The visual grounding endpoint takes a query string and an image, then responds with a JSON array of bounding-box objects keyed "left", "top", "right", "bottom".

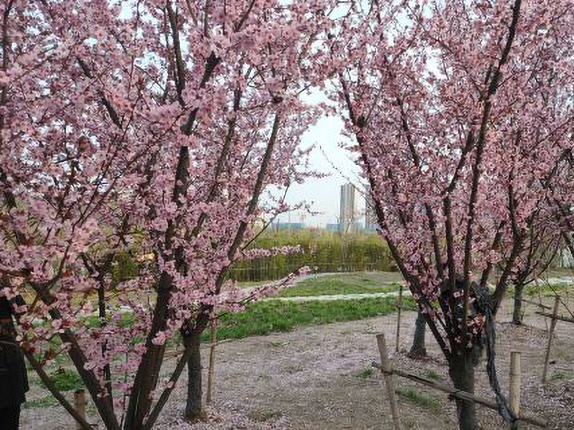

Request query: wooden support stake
[
  {"left": 376, "top": 333, "right": 402, "bottom": 430},
  {"left": 206, "top": 319, "right": 217, "bottom": 404},
  {"left": 517, "top": 298, "right": 552, "bottom": 310},
  {"left": 535, "top": 311, "right": 574, "bottom": 324},
  {"left": 74, "top": 389, "right": 87, "bottom": 430},
  {"left": 395, "top": 285, "right": 403, "bottom": 353},
  {"left": 538, "top": 288, "right": 548, "bottom": 331},
  {"left": 370, "top": 362, "right": 547, "bottom": 428},
  {"left": 542, "top": 296, "right": 560, "bottom": 383},
  {"left": 509, "top": 351, "right": 521, "bottom": 425}
]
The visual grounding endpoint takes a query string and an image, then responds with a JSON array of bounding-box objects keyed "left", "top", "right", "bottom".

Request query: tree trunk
[
  {"left": 184, "top": 331, "right": 206, "bottom": 422},
  {"left": 512, "top": 282, "right": 524, "bottom": 325},
  {"left": 448, "top": 355, "right": 479, "bottom": 430},
  {"left": 407, "top": 310, "right": 427, "bottom": 359}
]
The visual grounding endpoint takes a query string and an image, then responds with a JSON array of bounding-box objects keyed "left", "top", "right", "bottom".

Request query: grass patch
[
  {"left": 356, "top": 365, "right": 375, "bottom": 379},
  {"left": 277, "top": 275, "right": 402, "bottom": 298},
  {"left": 40, "top": 368, "right": 84, "bottom": 392},
  {"left": 204, "top": 296, "right": 416, "bottom": 342},
  {"left": 23, "top": 396, "right": 59, "bottom": 409},
  {"left": 246, "top": 409, "right": 283, "bottom": 423},
  {"left": 525, "top": 282, "right": 572, "bottom": 298},
  {"left": 33, "top": 296, "right": 412, "bottom": 376},
  {"left": 395, "top": 386, "right": 442, "bottom": 412},
  {"left": 550, "top": 371, "right": 566, "bottom": 382},
  {"left": 425, "top": 369, "right": 442, "bottom": 381}
]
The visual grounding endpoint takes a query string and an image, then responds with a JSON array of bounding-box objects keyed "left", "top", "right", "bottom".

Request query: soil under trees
[{"left": 20, "top": 297, "right": 574, "bottom": 430}]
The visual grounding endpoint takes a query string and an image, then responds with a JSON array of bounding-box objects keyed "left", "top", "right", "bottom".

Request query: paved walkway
[
  {"left": 544, "top": 276, "right": 574, "bottom": 284},
  {"left": 262, "top": 275, "right": 574, "bottom": 303},
  {"left": 262, "top": 289, "right": 411, "bottom": 302}
]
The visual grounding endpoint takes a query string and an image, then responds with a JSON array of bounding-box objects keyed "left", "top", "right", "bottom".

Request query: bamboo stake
[
  {"left": 74, "top": 389, "right": 87, "bottom": 430},
  {"left": 206, "top": 319, "right": 217, "bottom": 404},
  {"left": 376, "top": 333, "right": 402, "bottom": 430},
  {"left": 395, "top": 285, "right": 403, "bottom": 353},
  {"left": 509, "top": 351, "right": 521, "bottom": 427},
  {"left": 542, "top": 296, "right": 560, "bottom": 383}
]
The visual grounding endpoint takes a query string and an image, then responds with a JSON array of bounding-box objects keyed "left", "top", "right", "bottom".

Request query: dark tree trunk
[
  {"left": 184, "top": 331, "right": 206, "bottom": 422},
  {"left": 512, "top": 282, "right": 524, "bottom": 325},
  {"left": 407, "top": 310, "right": 427, "bottom": 359},
  {"left": 448, "top": 355, "right": 479, "bottom": 430}
]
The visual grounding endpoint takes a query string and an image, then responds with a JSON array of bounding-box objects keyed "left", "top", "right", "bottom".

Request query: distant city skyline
[
  {"left": 273, "top": 114, "right": 365, "bottom": 227},
  {"left": 274, "top": 180, "right": 373, "bottom": 229}
]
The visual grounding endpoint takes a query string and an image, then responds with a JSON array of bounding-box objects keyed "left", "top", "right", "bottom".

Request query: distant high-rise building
[
  {"left": 340, "top": 183, "right": 356, "bottom": 233},
  {"left": 365, "top": 191, "right": 377, "bottom": 232}
]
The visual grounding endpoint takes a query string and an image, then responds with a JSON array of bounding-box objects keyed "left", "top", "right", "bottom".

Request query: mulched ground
[{"left": 21, "top": 297, "right": 574, "bottom": 430}]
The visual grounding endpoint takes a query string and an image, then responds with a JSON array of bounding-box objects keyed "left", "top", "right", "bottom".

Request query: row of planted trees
[{"left": 1, "top": 1, "right": 574, "bottom": 430}]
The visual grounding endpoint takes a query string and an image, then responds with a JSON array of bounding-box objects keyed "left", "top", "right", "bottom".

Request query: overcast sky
[{"left": 275, "top": 114, "right": 367, "bottom": 227}]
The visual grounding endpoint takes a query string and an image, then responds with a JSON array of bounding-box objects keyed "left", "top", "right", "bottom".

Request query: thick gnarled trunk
[
  {"left": 184, "top": 331, "right": 206, "bottom": 422},
  {"left": 448, "top": 355, "right": 479, "bottom": 430},
  {"left": 408, "top": 310, "right": 427, "bottom": 359}
]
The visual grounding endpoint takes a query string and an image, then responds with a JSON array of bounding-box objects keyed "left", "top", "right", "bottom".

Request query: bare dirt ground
[{"left": 21, "top": 297, "right": 574, "bottom": 430}]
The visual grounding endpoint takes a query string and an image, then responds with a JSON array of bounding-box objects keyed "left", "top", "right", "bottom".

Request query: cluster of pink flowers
[{"left": 1, "top": 0, "right": 574, "bottom": 428}]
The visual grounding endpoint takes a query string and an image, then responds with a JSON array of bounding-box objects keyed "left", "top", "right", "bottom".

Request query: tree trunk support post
[
  {"left": 74, "top": 389, "right": 87, "bottom": 430},
  {"left": 206, "top": 319, "right": 217, "bottom": 405},
  {"left": 542, "top": 296, "right": 560, "bottom": 383},
  {"left": 509, "top": 351, "right": 521, "bottom": 428},
  {"left": 376, "top": 333, "right": 402, "bottom": 430},
  {"left": 395, "top": 285, "right": 403, "bottom": 353}
]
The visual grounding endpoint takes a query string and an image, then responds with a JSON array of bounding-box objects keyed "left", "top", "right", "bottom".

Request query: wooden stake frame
[{"left": 373, "top": 334, "right": 546, "bottom": 428}]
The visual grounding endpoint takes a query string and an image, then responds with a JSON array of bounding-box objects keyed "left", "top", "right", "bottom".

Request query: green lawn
[
  {"left": 28, "top": 296, "right": 414, "bottom": 398},
  {"left": 205, "top": 296, "right": 415, "bottom": 341},
  {"left": 276, "top": 272, "right": 403, "bottom": 297},
  {"left": 524, "top": 282, "right": 572, "bottom": 298}
]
